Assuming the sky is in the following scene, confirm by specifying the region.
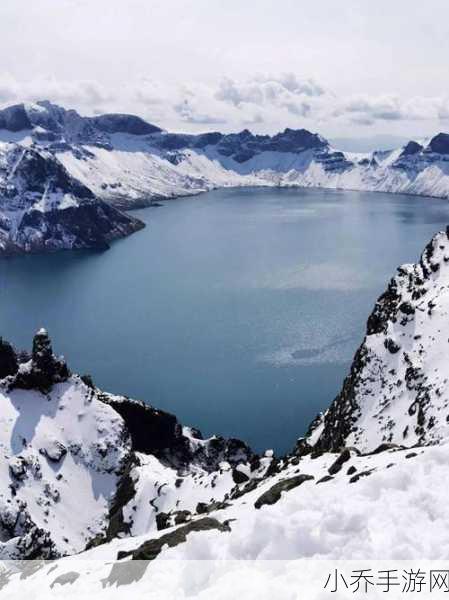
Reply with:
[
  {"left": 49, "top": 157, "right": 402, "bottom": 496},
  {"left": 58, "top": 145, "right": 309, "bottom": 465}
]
[{"left": 1, "top": 0, "right": 449, "bottom": 146}]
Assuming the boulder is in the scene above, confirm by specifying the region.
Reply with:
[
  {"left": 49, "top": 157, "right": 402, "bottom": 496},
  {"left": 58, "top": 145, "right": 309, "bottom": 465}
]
[
  {"left": 328, "top": 449, "right": 351, "bottom": 475},
  {"left": 254, "top": 474, "right": 314, "bottom": 509}
]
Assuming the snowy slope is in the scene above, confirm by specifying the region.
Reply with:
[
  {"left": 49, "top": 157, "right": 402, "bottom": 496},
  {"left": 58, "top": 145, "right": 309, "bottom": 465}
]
[
  {"left": 0, "top": 435, "right": 447, "bottom": 599},
  {"left": 0, "top": 141, "right": 144, "bottom": 255},
  {"left": 0, "top": 331, "right": 130, "bottom": 558},
  {"left": 312, "top": 227, "right": 449, "bottom": 453},
  {"left": 2, "top": 101, "right": 449, "bottom": 218}
]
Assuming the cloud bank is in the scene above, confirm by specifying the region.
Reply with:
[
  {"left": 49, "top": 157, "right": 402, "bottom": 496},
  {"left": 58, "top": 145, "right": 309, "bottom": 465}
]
[{"left": 1, "top": 72, "right": 449, "bottom": 139}]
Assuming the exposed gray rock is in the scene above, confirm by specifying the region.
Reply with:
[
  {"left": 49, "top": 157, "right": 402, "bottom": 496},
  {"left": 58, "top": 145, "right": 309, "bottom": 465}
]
[{"left": 254, "top": 475, "right": 314, "bottom": 509}]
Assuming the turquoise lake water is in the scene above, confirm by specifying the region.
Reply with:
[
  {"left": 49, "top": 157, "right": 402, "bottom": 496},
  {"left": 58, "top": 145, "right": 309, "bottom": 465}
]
[{"left": 1, "top": 187, "right": 449, "bottom": 453}]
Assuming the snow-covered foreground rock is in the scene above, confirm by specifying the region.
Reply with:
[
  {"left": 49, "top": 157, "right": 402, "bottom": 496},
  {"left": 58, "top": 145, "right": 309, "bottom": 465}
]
[
  {"left": 0, "top": 330, "right": 257, "bottom": 561},
  {"left": 312, "top": 227, "right": 449, "bottom": 453},
  {"left": 2, "top": 230, "right": 449, "bottom": 596},
  {"left": 2, "top": 100, "right": 449, "bottom": 256}
]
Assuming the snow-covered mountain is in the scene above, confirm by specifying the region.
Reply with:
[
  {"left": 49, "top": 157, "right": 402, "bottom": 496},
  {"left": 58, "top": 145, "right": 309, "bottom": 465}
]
[
  {"left": 2, "top": 100, "right": 449, "bottom": 256},
  {"left": 0, "top": 329, "right": 256, "bottom": 560},
  {"left": 2, "top": 229, "right": 449, "bottom": 594},
  {"left": 310, "top": 226, "right": 449, "bottom": 453},
  {"left": 2, "top": 101, "right": 449, "bottom": 212},
  {"left": 0, "top": 142, "right": 144, "bottom": 255}
]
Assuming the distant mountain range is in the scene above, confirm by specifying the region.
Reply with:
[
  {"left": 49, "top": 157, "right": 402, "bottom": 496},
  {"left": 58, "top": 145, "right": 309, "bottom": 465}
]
[{"left": 1, "top": 100, "right": 449, "bottom": 255}]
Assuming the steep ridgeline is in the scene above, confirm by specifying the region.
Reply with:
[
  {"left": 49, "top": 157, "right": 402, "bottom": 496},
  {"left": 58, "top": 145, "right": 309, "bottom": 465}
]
[
  {"left": 0, "top": 330, "right": 256, "bottom": 559},
  {"left": 308, "top": 228, "right": 449, "bottom": 453},
  {"left": 0, "top": 142, "right": 144, "bottom": 256},
  {"left": 2, "top": 101, "right": 449, "bottom": 214}
]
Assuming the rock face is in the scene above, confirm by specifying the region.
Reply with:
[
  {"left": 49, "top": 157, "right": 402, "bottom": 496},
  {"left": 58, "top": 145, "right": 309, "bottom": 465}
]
[
  {"left": 102, "top": 395, "right": 255, "bottom": 472},
  {"left": 428, "top": 133, "right": 449, "bottom": 155},
  {"left": 0, "top": 143, "right": 144, "bottom": 256},
  {"left": 11, "top": 329, "right": 70, "bottom": 392},
  {"left": 0, "top": 101, "right": 162, "bottom": 143},
  {"left": 310, "top": 228, "right": 449, "bottom": 453},
  {"left": 0, "top": 338, "right": 18, "bottom": 378}
]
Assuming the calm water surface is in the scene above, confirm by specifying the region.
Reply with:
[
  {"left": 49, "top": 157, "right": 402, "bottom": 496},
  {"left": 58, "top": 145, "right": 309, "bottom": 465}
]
[{"left": 1, "top": 187, "right": 449, "bottom": 453}]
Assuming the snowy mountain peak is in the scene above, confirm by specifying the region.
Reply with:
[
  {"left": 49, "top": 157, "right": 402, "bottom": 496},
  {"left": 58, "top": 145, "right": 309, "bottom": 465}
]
[
  {"left": 310, "top": 228, "right": 449, "bottom": 453},
  {"left": 428, "top": 132, "right": 449, "bottom": 154},
  {"left": 0, "top": 101, "right": 162, "bottom": 143}
]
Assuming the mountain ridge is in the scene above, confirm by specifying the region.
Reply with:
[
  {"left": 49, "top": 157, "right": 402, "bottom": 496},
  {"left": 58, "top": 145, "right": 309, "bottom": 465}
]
[{"left": 2, "top": 100, "right": 449, "bottom": 255}]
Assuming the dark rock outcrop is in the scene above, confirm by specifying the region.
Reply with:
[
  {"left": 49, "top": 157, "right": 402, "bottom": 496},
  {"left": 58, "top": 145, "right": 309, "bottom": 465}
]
[
  {"left": 11, "top": 330, "right": 70, "bottom": 392},
  {"left": 428, "top": 133, "right": 449, "bottom": 155},
  {"left": 100, "top": 395, "right": 256, "bottom": 473},
  {"left": 328, "top": 449, "right": 351, "bottom": 475},
  {"left": 0, "top": 104, "right": 32, "bottom": 131},
  {"left": 0, "top": 145, "right": 145, "bottom": 257},
  {"left": 254, "top": 474, "right": 314, "bottom": 509},
  {"left": 101, "top": 396, "right": 180, "bottom": 455},
  {"left": 91, "top": 113, "right": 161, "bottom": 136},
  {"left": 0, "top": 338, "right": 19, "bottom": 379},
  {"left": 400, "top": 140, "right": 423, "bottom": 157},
  {"left": 117, "top": 517, "right": 231, "bottom": 561}
]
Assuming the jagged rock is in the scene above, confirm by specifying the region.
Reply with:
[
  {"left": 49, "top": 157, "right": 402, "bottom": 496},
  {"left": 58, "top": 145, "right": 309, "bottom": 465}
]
[
  {"left": 9, "top": 457, "right": 28, "bottom": 481},
  {"left": 309, "top": 230, "right": 449, "bottom": 453},
  {"left": 12, "top": 330, "right": 70, "bottom": 392},
  {"left": 195, "top": 500, "right": 230, "bottom": 515},
  {"left": 39, "top": 440, "right": 67, "bottom": 463},
  {"left": 229, "top": 478, "right": 260, "bottom": 500},
  {"left": 117, "top": 517, "right": 231, "bottom": 562},
  {"left": 232, "top": 468, "right": 249, "bottom": 484},
  {"left": 384, "top": 338, "right": 401, "bottom": 354},
  {"left": 103, "top": 455, "right": 136, "bottom": 543},
  {"left": 328, "top": 449, "right": 351, "bottom": 475},
  {"left": 0, "top": 338, "right": 18, "bottom": 379},
  {"left": 293, "top": 437, "right": 313, "bottom": 457},
  {"left": 100, "top": 394, "right": 256, "bottom": 472},
  {"left": 174, "top": 510, "right": 192, "bottom": 526},
  {"left": 400, "top": 141, "right": 423, "bottom": 157},
  {"left": 254, "top": 475, "right": 314, "bottom": 509},
  {"left": 99, "top": 396, "right": 179, "bottom": 454},
  {"left": 80, "top": 374, "right": 95, "bottom": 389},
  {"left": 428, "top": 133, "right": 449, "bottom": 154},
  {"left": 155, "top": 510, "right": 192, "bottom": 531},
  {"left": 370, "top": 443, "right": 401, "bottom": 455},
  {"left": 406, "top": 452, "right": 418, "bottom": 459},
  {"left": 316, "top": 475, "right": 334, "bottom": 484},
  {"left": 349, "top": 470, "right": 374, "bottom": 484},
  {"left": 155, "top": 512, "right": 171, "bottom": 531}
]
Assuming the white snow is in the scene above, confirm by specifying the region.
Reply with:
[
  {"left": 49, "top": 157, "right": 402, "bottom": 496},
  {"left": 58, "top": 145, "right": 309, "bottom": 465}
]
[{"left": 0, "top": 377, "right": 130, "bottom": 556}]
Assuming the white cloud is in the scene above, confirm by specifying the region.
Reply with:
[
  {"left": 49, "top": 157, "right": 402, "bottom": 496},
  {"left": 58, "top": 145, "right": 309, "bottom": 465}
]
[
  {"left": 1, "top": 72, "right": 449, "bottom": 139},
  {"left": 335, "top": 94, "right": 449, "bottom": 126}
]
